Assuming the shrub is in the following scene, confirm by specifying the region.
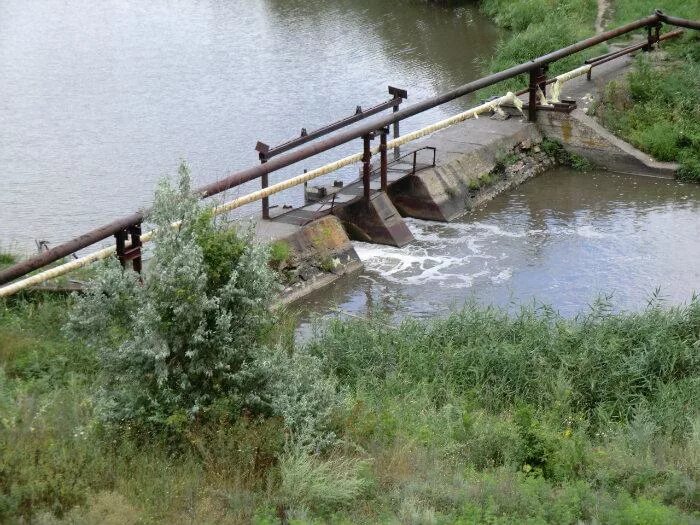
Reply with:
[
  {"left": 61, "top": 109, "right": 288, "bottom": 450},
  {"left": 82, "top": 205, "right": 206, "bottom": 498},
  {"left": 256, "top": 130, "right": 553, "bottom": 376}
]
[
  {"left": 67, "top": 164, "right": 279, "bottom": 433},
  {"left": 278, "top": 448, "right": 368, "bottom": 515},
  {"left": 267, "top": 348, "right": 345, "bottom": 453},
  {"left": 269, "top": 240, "right": 291, "bottom": 268}
]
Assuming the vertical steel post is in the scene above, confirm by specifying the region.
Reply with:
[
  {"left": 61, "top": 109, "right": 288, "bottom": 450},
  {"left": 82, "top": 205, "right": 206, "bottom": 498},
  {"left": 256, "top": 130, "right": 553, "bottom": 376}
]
[
  {"left": 114, "top": 224, "right": 142, "bottom": 273},
  {"left": 388, "top": 86, "right": 407, "bottom": 161},
  {"left": 260, "top": 158, "right": 269, "bottom": 220},
  {"left": 379, "top": 128, "right": 388, "bottom": 192},
  {"left": 130, "top": 224, "right": 142, "bottom": 274},
  {"left": 644, "top": 22, "right": 661, "bottom": 51},
  {"left": 528, "top": 65, "right": 546, "bottom": 122},
  {"left": 362, "top": 133, "right": 373, "bottom": 207},
  {"left": 392, "top": 103, "right": 400, "bottom": 160},
  {"left": 255, "top": 142, "right": 271, "bottom": 220},
  {"left": 528, "top": 67, "right": 538, "bottom": 122},
  {"left": 115, "top": 230, "right": 126, "bottom": 268}
]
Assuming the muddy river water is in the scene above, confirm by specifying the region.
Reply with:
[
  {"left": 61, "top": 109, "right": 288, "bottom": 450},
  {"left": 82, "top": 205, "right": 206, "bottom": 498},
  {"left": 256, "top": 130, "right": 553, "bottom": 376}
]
[
  {"left": 1, "top": 1, "right": 698, "bottom": 319},
  {"left": 293, "top": 168, "right": 700, "bottom": 330}
]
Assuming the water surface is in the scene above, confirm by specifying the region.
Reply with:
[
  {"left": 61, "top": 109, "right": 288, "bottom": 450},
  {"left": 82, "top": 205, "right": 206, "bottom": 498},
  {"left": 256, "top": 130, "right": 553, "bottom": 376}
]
[
  {"left": 293, "top": 169, "right": 700, "bottom": 330},
  {"left": 0, "top": 0, "right": 499, "bottom": 251}
]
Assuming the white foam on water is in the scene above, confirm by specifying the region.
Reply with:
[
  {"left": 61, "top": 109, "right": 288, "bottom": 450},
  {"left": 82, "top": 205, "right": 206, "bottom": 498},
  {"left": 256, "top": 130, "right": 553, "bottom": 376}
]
[{"left": 354, "top": 218, "right": 608, "bottom": 289}]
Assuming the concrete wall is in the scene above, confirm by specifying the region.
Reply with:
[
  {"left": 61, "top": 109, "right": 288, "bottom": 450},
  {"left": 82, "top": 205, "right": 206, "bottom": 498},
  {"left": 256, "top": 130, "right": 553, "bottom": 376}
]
[
  {"left": 388, "top": 121, "right": 544, "bottom": 221},
  {"left": 255, "top": 215, "right": 362, "bottom": 305},
  {"left": 537, "top": 109, "right": 677, "bottom": 179}
]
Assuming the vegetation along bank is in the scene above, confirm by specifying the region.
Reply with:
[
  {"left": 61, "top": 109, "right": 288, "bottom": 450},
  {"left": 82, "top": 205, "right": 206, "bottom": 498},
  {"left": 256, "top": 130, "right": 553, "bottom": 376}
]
[{"left": 1, "top": 1, "right": 699, "bottom": 523}]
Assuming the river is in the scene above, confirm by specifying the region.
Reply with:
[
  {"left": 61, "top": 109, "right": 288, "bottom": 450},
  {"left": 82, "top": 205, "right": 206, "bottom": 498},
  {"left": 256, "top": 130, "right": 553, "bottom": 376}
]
[
  {"left": 293, "top": 168, "right": 700, "bottom": 332},
  {"left": 1, "top": 1, "right": 698, "bottom": 319},
  {"left": 0, "top": 0, "right": 499, "bottom": 250}
]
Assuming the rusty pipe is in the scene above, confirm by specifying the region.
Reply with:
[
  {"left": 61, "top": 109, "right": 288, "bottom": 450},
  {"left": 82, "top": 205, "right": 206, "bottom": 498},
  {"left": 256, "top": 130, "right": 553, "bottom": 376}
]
[
  {"left": 657, "top": 11, "right": 700, "bottom": 30},
  {"left": 0, "top": 13, "right": 671, "bottom": 285}
]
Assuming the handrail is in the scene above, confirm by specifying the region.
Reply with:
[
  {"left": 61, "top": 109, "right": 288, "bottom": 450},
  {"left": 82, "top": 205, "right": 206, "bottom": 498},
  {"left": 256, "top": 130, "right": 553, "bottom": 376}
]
[
  {"left": 256, "top": 86, "right": 407, "bottom": 160},
  {"left": 1, "top": 10, "right": 698, "bottom": 287}
]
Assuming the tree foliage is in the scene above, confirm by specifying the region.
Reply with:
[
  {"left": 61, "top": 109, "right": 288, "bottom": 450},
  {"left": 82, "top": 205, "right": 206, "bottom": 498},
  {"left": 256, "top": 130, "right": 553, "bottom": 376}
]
[{"left": 67, "top": 165, "right": 340, "bottom": 446}]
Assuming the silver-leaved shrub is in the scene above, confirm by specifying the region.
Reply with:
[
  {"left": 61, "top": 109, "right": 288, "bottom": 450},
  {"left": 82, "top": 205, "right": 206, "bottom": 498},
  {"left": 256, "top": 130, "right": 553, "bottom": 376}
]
[{"left": 67, "top": 165, "right": 343, "bottom": 448}]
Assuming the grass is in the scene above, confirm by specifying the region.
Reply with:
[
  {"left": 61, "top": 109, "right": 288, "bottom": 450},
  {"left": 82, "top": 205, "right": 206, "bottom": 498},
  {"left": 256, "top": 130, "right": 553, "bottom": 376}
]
[
  {"left": 0, "top": 252, "right": 17, "bottom": 270},
  {"left": 610, "top": 0, "right": 700, "bottom": 27},
  {"left": 540, "top": 138, "right": 592, "bottom": 170},
  {"left": 480, "top": 0, "right": 700, "bottom": 181},
  {"left": 269, "top": 240, "right": 292, "bottom": 268},
  {"left": 595, "top": 34, "right": 700, "bottom": 182},
  {"left": 478, "top": 0, "right": 603, "bottom": 96},
  {"left": 1, "top": 293, "right": 699, "bottom": 523}
]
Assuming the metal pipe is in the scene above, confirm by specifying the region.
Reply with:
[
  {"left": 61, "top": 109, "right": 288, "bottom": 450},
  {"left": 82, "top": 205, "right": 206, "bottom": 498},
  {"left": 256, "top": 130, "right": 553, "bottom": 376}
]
[
  {"left": 589, "top": 29, "right": 683, "bottom": 67},
  {"left": 585, "top": 28, "right": 683, "bottom": 64},
  {"left": 362, "top": 134, "right": 372, "bottom": 206},
  {"left": 257, "top": 95, "right": 405, "bottom": 160},
  {"left": 379, "top": 128, "right": 388, "bottom": 192},
  {"left": 658, "top": 12, "right": 700, "bottom": 30},
  {"left": 0, "top": 12, "right": 668, "bottom": 285}
]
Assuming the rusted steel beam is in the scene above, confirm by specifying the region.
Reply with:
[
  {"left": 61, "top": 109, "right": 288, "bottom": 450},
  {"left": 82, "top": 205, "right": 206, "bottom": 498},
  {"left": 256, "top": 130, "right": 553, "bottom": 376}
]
[
  {"left": 362, "top": 133, "right": 374, "bottom": 206},
  {"left": 1, "top": 12, "right": 680, "bottom": 286},
  {"left": 256, "top": 89, "right": 406, "bottom": 160},
  {"left": 657, "top": 12, "right": 700, "bottom": 30}
]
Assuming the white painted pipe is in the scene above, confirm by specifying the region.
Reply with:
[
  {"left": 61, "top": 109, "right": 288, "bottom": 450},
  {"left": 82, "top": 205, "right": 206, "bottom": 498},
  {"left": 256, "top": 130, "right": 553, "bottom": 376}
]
[{"left": 0, "top": 92, "right": 525, "bottom": 297}]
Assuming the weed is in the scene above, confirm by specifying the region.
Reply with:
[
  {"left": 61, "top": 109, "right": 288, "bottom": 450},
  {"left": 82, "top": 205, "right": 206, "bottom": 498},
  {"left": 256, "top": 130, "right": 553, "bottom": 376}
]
[
  {"left": 478, "top": 173, "right": 494, "bottom": 187},
  {"left": 540, "top": 138, "right": 591, "bottom": 170},
  {"left": 319, "top": 255, "right": 337, "bottom": 273},
  {"left": 270, "top": 240, "right": 291, "bottom": 267},
  {"left": 278, "top": 449, "right": 369, "bottom": 515},
  {"left": 0, "top": 252, "right": 16, "bottom": 268},
  {"left": 597, "top": 50, "right": 700, "bottom": 182}
]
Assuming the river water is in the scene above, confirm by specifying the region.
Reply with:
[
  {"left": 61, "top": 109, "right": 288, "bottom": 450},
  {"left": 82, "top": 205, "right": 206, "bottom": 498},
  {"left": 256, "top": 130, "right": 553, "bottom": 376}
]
[
  {"left": 0, "top": 0, "right": 499, "bottom": 251},
  {"left": 293, "top": 169, "right": 700, "bottom": 330},
  {"left": 1, "top": 1, "right": 698, "bottom": 319}
]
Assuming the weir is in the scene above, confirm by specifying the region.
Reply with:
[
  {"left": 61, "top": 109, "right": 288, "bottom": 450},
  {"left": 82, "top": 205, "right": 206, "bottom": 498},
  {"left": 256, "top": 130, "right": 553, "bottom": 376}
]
[{"left": 1, "top": 11, "right": 698, "bottom": 300}]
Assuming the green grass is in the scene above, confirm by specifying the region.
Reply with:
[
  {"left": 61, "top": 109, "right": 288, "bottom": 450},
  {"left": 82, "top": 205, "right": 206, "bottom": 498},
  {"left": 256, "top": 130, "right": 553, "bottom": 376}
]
[
  {"left": 611, "top": 0, "right": 700, "bottom": 27},
  {"left": 0, "top": 252, "right": 17, "bottom": 269},
  {"left": 479, "top": 0, "right": 603, "bottom": 96},
  {"left": 595, "top": 34, "right": 700, "bottom": 182},
  {"left": 480, "top": 0, "right": 699, "bottom": 181},
  {"left": 270, "top": 240, "right": 292, "bottom": 268},
  {"left": 540, "top": 138, "right": 592, "bottom": 170},
  {"left": 1, "top": 294, "right": 699, "bottom": 523}
]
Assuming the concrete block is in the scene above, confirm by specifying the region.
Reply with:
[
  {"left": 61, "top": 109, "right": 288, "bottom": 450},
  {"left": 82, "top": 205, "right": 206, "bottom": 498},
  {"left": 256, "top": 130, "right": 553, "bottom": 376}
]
[{"left": 333, "top": 192, "right": 414, "bottom": 247}]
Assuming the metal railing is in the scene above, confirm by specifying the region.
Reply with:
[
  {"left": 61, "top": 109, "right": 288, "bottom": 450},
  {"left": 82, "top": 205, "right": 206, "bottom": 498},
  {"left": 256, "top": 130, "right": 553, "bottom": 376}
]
[
  {"left": 255, "top": 86, "right": 407, "bottom": 219},
  {"left": 1, "top": 10, "right": 697, "bottom": 289}
]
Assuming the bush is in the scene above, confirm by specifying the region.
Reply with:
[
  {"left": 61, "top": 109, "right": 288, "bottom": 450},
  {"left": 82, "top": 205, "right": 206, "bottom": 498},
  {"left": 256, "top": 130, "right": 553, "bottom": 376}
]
[
  {"left": 278, "top": 449, "right": 368, "bottom": 516},
  {"left": 65, "top": 165, "right": 347, "bottom": 448}
]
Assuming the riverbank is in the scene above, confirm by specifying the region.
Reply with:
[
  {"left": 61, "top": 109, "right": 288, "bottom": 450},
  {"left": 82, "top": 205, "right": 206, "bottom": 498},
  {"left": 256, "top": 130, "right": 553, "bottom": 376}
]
[
  {"left": 2, "top": 4, "right": 699, "bottom": 524},
  {"left": 2, "top": 291, "right": 699, "bottom": 523},
  {"left": 480, "top": 0, "right": 700, "bottom": 181}
]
